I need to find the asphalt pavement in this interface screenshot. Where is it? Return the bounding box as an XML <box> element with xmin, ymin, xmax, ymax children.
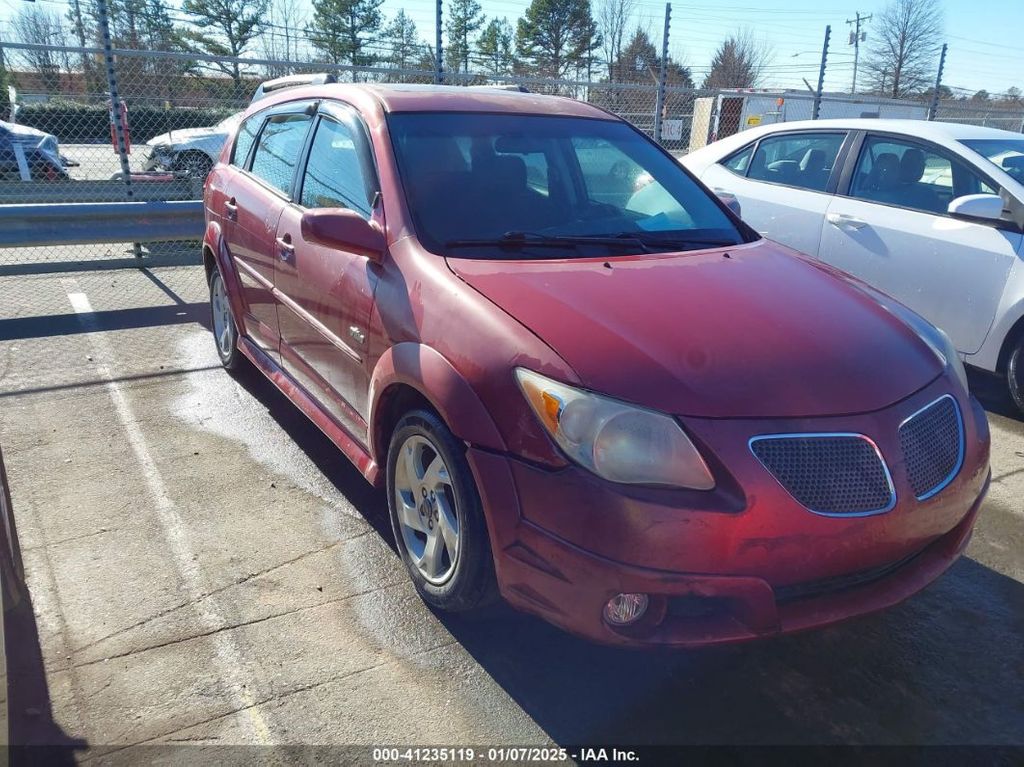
<box><xmin>0</xmin><ymin>263</ymin><xmax>1021</xmax><ymax>761</ymax></box>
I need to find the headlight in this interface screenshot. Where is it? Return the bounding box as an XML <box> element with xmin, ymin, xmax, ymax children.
<box><xmin>858</xmin><ymin>285</ymin><xmax>969</xmax><ymax>393</ymax></box>
<box><xmin>515</xmin><ymin>368</ymin><xmax>715</xmax><ymax>490</ymax></box>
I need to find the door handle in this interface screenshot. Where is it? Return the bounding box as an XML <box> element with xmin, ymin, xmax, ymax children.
<box><xmin>276</xmin><ymin>234</ymin><xmax>295</xmax><ymax>261</ymax></box>
<box><xmin>826</xmin><ymin>212</ymin><xmax>867</xmax><ymax>229</ymax></box>
<box><xmin>224</xmin><ymin>197</ymin><xmax>238</xmax><ymax>220</ymax></box>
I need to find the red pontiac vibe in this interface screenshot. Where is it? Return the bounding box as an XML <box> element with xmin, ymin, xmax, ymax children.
<box><xmin>202</xmin><ymin>84</ymin><xmax>990</xmax><ymax>647</ymax></box>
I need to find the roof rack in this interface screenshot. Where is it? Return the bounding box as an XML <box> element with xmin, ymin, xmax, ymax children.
<box><xmin>252</xmin><ymin>73</ymin><xmax>338</xmax><ymax>103</ymax></box>
<box><xmin>466</xmin><ymin>84</ymin><xmax>530</xmax><ymax>93</ymax></box>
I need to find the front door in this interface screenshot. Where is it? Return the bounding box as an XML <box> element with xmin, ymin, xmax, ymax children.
<box><xmin>818</xmin><ymin>133</ymin><xmax>1021</xmax><ymax>355</ymax></box>
<box><xmin>274</xmin><ymin>107</ymin><xmax>382</xmax><ymax>441</ymax></box>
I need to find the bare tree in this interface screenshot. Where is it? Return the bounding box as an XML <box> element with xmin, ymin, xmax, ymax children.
<box><xmin>597</xmin><ymin>0</ymin><xmax>635</xmax><ymax>82</ymax></box>
<box><xmin>260</xmin><ymin>0</ymin><xmax>309</xmax><ymax>76</ymax></box>
<box><xmin>10</xmin><ymin>7</ymin><xmax>73</xmax><ymax>93</ymax></box>
<box><xmin>864</xmin><ymin>0</ymin><xmax>943</xmax><ymax>98</ymax></box>
<box><xmin>701</xmin><ymin>29</ymin><xmax>772</xmax><ymax>90</ymax></box>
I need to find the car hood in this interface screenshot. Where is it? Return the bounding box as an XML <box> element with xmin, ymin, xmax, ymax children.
<box><xmin>447</xmin><ymin>240</ymin><xmax>943</xmax><ymax>418</ymax></box>
<box><xmin>147</xmin><ymin>126</ymin><xmax>227</xmax><ymax>147</ymax></box>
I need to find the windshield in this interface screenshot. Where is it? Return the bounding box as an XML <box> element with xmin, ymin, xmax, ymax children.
<box><xmin>387</xmin><ymin>112</ymin><xmax>749</xmax><ymax>258</ymax></box>
<box><xmin>961</xmin><ymin>138</ymin><xmax>1024</xmax><ymax>186</ymax></box>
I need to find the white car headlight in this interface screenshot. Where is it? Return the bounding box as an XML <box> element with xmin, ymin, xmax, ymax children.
<box><xmin>859</xmin><ymin>285</ymin><xmax>969</xmax><ymax>393</ymax></box>
<box><xmin>515</xmin><ymin>368</ymin><xmax>715</xmax><ymax>490</ymax></box>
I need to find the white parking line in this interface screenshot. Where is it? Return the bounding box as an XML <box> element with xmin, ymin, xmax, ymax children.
<box><xmin>63</xmin><ymin>280</ymin><xmax>273</xmax><ymax>745</ymax></box>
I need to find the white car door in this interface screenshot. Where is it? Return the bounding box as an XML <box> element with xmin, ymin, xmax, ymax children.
<box><xmin>818</xmin><ymin>133</ymin><xmax>1022</xmax><ymax>355</ymax></box>
<box><xmin>699</xmin><ymin>130</ymin><xmax>849</xmax><ymax>256</ymax></box>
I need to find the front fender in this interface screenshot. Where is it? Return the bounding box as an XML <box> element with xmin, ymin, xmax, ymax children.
<box><xmin>368</xmin><ymin>342</ymin><xmax>506</xmax><ymax>464</ymax></box>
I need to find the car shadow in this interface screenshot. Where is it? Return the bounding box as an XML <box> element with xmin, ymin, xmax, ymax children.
<box><xmin>6</xmin><ymin>588</ymin><xmax>88</xmax><ymax>762</ymax></box>
<box><xmin>968</xmin><ymin>366</ymin><xmax>1021</xmax><ymax>422</ymax></box>
<box><xmin>231</xmin><ymin>360</ymin><xmax>1024</xmax><ymax>748</ymax></box>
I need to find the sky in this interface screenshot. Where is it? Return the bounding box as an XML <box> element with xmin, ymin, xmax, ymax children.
<box><xmin>0</xmin><ymin>0</ymin><xmax>1020</xmax><ymax>98</ymax></box>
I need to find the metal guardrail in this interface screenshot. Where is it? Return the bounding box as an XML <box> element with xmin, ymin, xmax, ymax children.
<box><xmin>0</xmin><ymin>201</ymin><xmax>205</xmax><ymax>248</ymax></box>
<box><xmin>0</xmin><ymin>179</ymin><xmax>203</xmax><ymax>205</ymax></box>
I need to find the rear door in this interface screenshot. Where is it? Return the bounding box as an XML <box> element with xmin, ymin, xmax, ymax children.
<box><xmin>224</xmin><ymin>107</ymin><xmax>314</xmax><ymax>361</ymax></box>
<box><xmin>699</xmin><ymin>130</ymin><xmax>851</xmax><ymax>255</ymax></box>
<box><xmin>818</xmin><ymin>132</ymin><xmax>1022</xmax><ymax>355</ymax></box>
<box><xmin>274</xmin><ymin>104</ymin><xmax>382</xmax><ymax>439</ymax></box>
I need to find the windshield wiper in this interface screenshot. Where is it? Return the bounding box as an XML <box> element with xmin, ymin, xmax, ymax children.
<box><xmin>615</xmin><ymin>232</ymin><xmax>739</xmax><ymax>249</ymax></box>
<box><xmin>446</xmin><ymin>231</ymin><xmax>649</xmax><ymax>251</ymax></box>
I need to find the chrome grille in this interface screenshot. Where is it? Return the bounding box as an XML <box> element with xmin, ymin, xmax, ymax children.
<box><xmin>750</xmin><ymin>434</ymin><xmax>895</xmax><ymax>516</ymax></box>
<box><xmin>899</xmin><ymin>395</ymin><xmax>964</xmax><ymax>500</ymax></box>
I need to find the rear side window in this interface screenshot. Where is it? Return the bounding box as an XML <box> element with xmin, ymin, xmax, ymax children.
<box><xmin>746</xmin><ymin>133</ymin><xmax>846</xmax><ymax>192</ymax></box>
<box><xmin>300</xmin><ymin>118</ymin><xmax>374</xmax><ymax>217</ymax></box>
<box><xmin>249</xmin><ymin>113</ymin><xmax>313</xmax><ymax>194</ymax></box>
<box><xmin>722</xmin><ymin>144</ymin><xmax>753</xmax><ymax>175</ymax></box>
<box><xmin>231</xmin><ymin>115</ymin><xmax>261</xmax><ymax>167</ymax></box>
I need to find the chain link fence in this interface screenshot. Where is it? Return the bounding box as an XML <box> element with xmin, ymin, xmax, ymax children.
<box><xmin>2</xmin><ymin>41</ymin><xmax>1023</xmax><ymax>268</ymax></box>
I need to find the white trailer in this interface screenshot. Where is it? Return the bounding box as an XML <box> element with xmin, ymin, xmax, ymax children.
<box><xmin>688</xmin><ymin>91</ymin><xmax>930</xmax><ymax>152</ymax></box>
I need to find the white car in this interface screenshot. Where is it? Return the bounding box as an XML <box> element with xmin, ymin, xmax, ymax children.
<box><xmin>682</xmin><ymin>119</ymin><xmax>1024</xmax><ymax>413</ymax></box>
<box><xmin>144</xmin><ymin>112</ymin><xmax>243</xmax><ymax>177</ymax></box>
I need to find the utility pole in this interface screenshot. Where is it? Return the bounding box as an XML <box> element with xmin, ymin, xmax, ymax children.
<box><xmin>846</xmin><ymin>12</ymin><xmax>871</xmax><ymax>94</ymax></box>
<box><xmin>927</xmin><ymin>43</ymin><xmax>947</xmax><ymax>121</ymax></box>
<box><xmin>813</xmin><ymin>25</ymin><xmax>830</xmax><ymax>120</ymax></box>
<box><xmin>653</xmin><ymin>3</ymin><xmax>671</xmax><ymax>144</ymax></box>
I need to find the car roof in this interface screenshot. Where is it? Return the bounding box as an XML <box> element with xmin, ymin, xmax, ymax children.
<box><xmin>746</xmin><ymin>118</ymin><xmax>1022</xmax><ymax>142</ymax></box>
<box><xmin>255</xmin><ymin>82</ymin><xmax>617</xmax><ymax>120</ymax></box>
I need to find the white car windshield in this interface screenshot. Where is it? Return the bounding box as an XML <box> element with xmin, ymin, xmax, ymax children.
<box><xmin>961</xmin><ymin>138</ymin><xmax>1024</xmax><ymax>185</ymax></box>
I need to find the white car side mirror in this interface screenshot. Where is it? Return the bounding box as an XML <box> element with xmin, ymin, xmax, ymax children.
<box><xmin>947</xmin><ymin>194</ymin><xmax>1004</xmax><ymax>222</ymax></box>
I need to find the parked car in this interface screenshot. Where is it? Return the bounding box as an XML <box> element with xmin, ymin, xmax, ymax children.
<box><xmin>144</xmin><ymin>112</ymin><xmax>243</xmax><ymax>178</ymax></box>
<box><xmin>0</xmin><ymin>121</ymin><xmax>69</xmax><ymax>182</ymax></box>
<box><xmin>681</xmin><ymin>119</ymin><xmax>1024</xmax><ymax>414</ymax></box>
<box><xmin>203</xmin><ymin>86</ymin><xmax>990</xmax><ymax>647</ymax></box>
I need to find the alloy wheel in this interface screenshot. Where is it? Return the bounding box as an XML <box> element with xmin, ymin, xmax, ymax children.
<box><xmin>392</xmin><ymin>434</ymin><xmax>461</xmax><ymax>585</ymax></box>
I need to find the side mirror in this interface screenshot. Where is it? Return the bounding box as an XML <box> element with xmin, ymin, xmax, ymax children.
<box><xmin>947</xmin><ymin>194</ymin><xmax>1004</xmax><ymax>223</ymax></box>
<box><xmin>717</xmin><ymin>191</ymin><xmax>742</xmax><ymax>217</ymax></box>
<box><xmin>300</xmin><ymin>208</ymin><xmax>385</xmax><ymax>262</ymax></box>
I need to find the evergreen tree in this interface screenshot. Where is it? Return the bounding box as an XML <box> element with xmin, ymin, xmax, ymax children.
<box><xmin>445</xmin><ymin>0</ymin><xmax>484</xmax><ymax>76</ymax></box>
<box><xmin>179</xmin><ymin>0</ymin><xmax>269</xmax><ymax>95</ymax></box>
<box><xmin>476</xmin><ymin>18</ymin><xmax>514</xmax><ymax>77</ymax></box>
<box><xmin>702</xmin><ymin>32</ymin><xmax>770</xmax><ymax>90</ymax></box>
<box><xmin>613</xmin><ymin>28</ymin><xmax>692</xmax><ymax>88</ymax></box>
<box><xmin>307</xmin><ymin>0</ymin><xmax>383</xmax><ymax>73</ymax></box>
<box><xmin>515</xmin><ymin>0</ymin><xmax>599</xmax><ymax>80</ymax></box>
<box><xmin>382</xmin><ymin>10</ymin><xmax>421</xmax><ymax>70</ymax></box>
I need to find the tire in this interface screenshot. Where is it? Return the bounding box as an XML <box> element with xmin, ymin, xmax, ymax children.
<box><xmin>174</xmin><ymin>151</ymin><xmax>213</xmax><ymax>178</ymax></box>
<box><xmin>386</xmin><ymin>409</ymin><xmax>497</xmax><ymax>612</ymax></box>
<box><xmin>1007</xmin><ymin>335</ymin><xmax>1024</xmax><ymax>416</ymax></box>
<box><xmin>209</xmin><ymin>268</ymin><xmax>243</xmax><ymax>371</ymax></box>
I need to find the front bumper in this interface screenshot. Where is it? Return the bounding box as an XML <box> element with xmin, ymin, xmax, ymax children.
<box><xmin>468</xmin><ymin>382</ymin><xmax>990</xmax><ymax>647</ymax></box>
<box><xmin>143</xmin><ymin>147</ymin><xmax>174</xmax><ymax>171</ymax></box>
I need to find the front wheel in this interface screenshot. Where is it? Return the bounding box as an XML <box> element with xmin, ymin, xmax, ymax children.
<box><xmin>1007</xmin><ymin>335</ymin><xmax>1024</xmax><ymax>416</ymax></box>
<box><xmin>174</xmin><ymin>151</ymin><xmax>213</xmax><ymax>178</ymax></box>
<box><xmin>209</xmin><ymin>269</ymin><xmax>242</xmax><ymax>371</ymax></box>
<box><xmin>386</xmin><ymin>409</ymin><xmax>497</xmax><ymax>612</ymax></box>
